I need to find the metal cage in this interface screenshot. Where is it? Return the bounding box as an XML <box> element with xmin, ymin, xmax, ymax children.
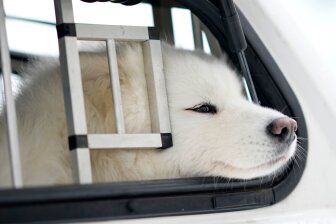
<box><xmin>1</xmin><ymin>0</ymin><xmax>173</xmax><ymax>187</ymax></box>
<box><xmin>54</xmin><ymin>0</ymin><xmax>172</xmax><ymax>184</ymax></box>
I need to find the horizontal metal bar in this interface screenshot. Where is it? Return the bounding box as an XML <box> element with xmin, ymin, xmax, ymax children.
<box><xmin>88</xmin><ymin>134</ymin><xmax>163</xmax><ymax>149</ymax></box>
<box><xmin>75</xmin><ymin>24</ymin><xmax>149</xmax><ymax>40</ymax></box>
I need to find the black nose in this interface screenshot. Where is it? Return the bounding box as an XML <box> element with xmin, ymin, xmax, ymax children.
<box><xmin>267</xmin><ymin>117</ymin><xmax>297</xmax><ymax>143</ymax></box>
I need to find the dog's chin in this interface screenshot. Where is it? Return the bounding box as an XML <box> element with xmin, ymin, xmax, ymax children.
<box><xmin>239</xmin><ymin>155</ymin><xmax>291</xmax><ymax>179</ymax></box>
<box><xmin>211</xmin><ymin>157</ymin><xmax>289</xmax><ymax>180</ymax></box>
<box><xmin>211</xmin><ymin>141</ymin><xmax>297</xmax><ymax>180</ymax></box>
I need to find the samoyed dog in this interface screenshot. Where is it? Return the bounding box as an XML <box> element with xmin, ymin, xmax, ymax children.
<box><xmin>0</xmin><ymin>43</ymin><xmax>297</xmax><ymax>187</ymax></box>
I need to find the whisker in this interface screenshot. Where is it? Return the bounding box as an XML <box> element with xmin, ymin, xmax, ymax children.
<box><xmin>271</xmin><ymin>171</ymin><xmax>277</xmax><ymax>185</ymax></box>
<box><xmin>201</xmin><ymin>176</ymin><xmax>208</xmax><ymax>185</ymax></box>
<box><xmin>295</xmin><ymin>152</ymin><xmax>305</xmax><ymax>161</ymax></box>
<box><xmin>297</xmin><ymin>137</ymin><xmax>308</xmax><ymax>141</ymax></box>
<box><xmin>296</xmin><ymin>145</ymin><xmax>307</xmax><ymax>155</ymax></box>
<box><xmin>289</xmin><ymin>116</ymin><xmax>302</xmax><ymax>120</ymax></box>
<box><xmin>296</xmin><ymin>141</ymin><xmax>306</xmax><ymax>148</ymax></box>
<box><xmin>280</xmin><ymin>105</ymin><xmax>289</xmax><ymax>113</ymax></box>
<box><xmin>214</xmin><ymin>176</ymin><xmax>219</xmax><ymax>189</ymax></box>
<box><xmin>296</xmin><ymin>146</ymin><xmax>307</xmax><ymax>156</ymax></box>
<box><xmin>225</xmin><ymin>176</ymin><xmax>232</xmax><ymax>186</ymax></box>
<box><xmin>293</xmin><ymin>156</ymin><xmax>302</xmax><ymax>171</ymax></box>
<box><xmin>259</xmin><ymin>175</ymin><xmax>264</xmax><ymax>187</ymax></box>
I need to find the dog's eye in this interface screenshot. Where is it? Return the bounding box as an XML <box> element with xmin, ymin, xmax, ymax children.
<box><xmin>187</xmin><ymin>103</ymin><xmax>217</xmax><ymax>114</ymax></box>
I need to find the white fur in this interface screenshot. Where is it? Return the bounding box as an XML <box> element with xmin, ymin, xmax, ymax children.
<box><xmin>0</xmin><ymin>43</ymin><xmax>297</xmax><ymax>187</ymax></box>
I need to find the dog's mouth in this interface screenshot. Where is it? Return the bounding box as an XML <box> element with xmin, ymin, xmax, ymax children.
<box><xmin>214</xmin><ymin>155</ymin><xmax>288</xmax><ymax>172</ymax></box>
<box><xmin>210</xmin><ymin>136</ymin><xmax>298</xmax><ymax>179</ymax></box>
<box><xmin>249</xmin><ymin>155</ymin><xmax>287</xmax><ymax>170</ymax></box>
<box><xmin>212</xmin><ymin>147</ymin><xmax>296</xmax><ymax>179</ymax></box>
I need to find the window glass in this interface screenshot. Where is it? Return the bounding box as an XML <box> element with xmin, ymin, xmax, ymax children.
<box><xmin>201</xmin><ymin>31</ymin><xmax>211</xmax><ymax>54</ymax></box>
<box><xmin>4</xmin><ymin>0</ymin><xmax>55</xmax><ymax>23</ymax></box>
<box><xmin>72</xmin><ymin>1</ymin><xmax>154</xmax><ymax>26</ymax></box>
<box><xmin>171</xmin><ymin>7</ymin><xmax>220</xmax><ymax>56</ymax></box>
<box><xmin>6</xmin><ymin>19</ymin><xmax>58</xmax><ymax>56</ymax></box>
<box><xmin>171</xmin><ymin>7</ymin><xmax>195</xmax><ymax>50</ymax></box>
<box><xmin>4</xmin><ymin>0</ymin><xmax>216</xmax><ymax>57</ymax></box>
<box><xmin>3</xmin><ymin>0</ymin><xmax>154</xmax><ymax>56</ymax></box>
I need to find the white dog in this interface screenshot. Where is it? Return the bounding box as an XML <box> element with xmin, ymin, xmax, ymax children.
<box><xmin>0</xmin><ymin>43</ymin><xmax>297</xmax><ymax>187</ymax></box>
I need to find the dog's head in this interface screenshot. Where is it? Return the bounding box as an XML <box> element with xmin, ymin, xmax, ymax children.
<box><xmin>162</xmin><ymin>46</ymin><xmax>297</xmax><ymax>179</ymax></box>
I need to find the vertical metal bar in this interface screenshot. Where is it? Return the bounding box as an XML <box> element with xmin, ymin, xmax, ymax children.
<box><xmin>0</xmin><ymin>0</ymin><xmax>22</xmax><ymax>188</ymax></box>
<box><xmin>238</xmin><ymin>52</ymin><xmax>259</xmax><ymax>103</ymax></box>
<box><xmin>242</xmin><ymin>77</ymin><xmax>253</xmax><ymax>103</ymax></box>
<box><xmin>54</xmin><ymin>0</ymin><xmax>92</xmax><ymax>184</ymax></box>
<box><xmin>53</xmin><ymin>0</ymin><xmax>76</xmax><ymax>24</ymax></box>
<box><xmin>152</xmin><ymin>0</ymin><xmax>174</xmax><ymax>45</ymax></box>
<box><xmin>191</xmin><ymin>14</ymin><xmax>203</xmax><ymax>50</ymax></box>
<box><xmin>201</xmin><ymin>24</ymin><xmax>222</xmax><ymax>58</ymax></box>
<box><xmin>142</xmin><ymin>40</ymin><xmax>171</xmax><ymax>133</ymax></box>
<box><xmin>106</xmin><ymin>39</ymin><xmax>125</xmax><ymax>134</ymax></box>
<box><xmin>218</xmin><ymin>0</ymin><xmax>258</xmax><ymax>103</ymax></box>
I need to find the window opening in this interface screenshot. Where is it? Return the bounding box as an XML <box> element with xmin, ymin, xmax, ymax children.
<box><xmin>0</xmin><ymin>0</ymin><xmax>308</xmax><ymax>222</ymax></box>
<box><xmin>171</xmin><ymin>7</ymin><xmax>194</xmax><ymax>50</ymax></box>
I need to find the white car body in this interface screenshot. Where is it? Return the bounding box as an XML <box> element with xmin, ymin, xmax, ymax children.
<box><xmin>105</xmin><ymin>1</ymin><xmax>336</xmax><ymax>223</ymax></box>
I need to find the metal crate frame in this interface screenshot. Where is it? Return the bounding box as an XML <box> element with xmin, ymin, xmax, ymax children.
<box><xmin>54</xmin><ymin>0</ymin><xmax>172</xmax><ymax>184</ymax></box>
<box><xmin>0</xmin><ymin>0</ymin><xmax>22</xmax><ymax>188</ymax></box>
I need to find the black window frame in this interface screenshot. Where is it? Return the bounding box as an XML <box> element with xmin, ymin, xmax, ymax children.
<box><xmin>0</xmin><ymin>1</ymin><xmax>308</xmax><ymax>223</ymax></box>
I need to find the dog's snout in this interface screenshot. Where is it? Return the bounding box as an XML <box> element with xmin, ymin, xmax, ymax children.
<box><xmin>267</xmin><ymin>117</ymin><xmax>297</xmax><ymax>143</ymax></box>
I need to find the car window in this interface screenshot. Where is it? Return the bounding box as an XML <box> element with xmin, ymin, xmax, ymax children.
<box><xmin>0</xmin><ymin>1</ymin><xmax>308</xmax><ymax>223</ymax></box>
<box><xmin>4</xmin><ymin>0</ymin><xmax>154</xmax><ymax>56</ymax></box>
